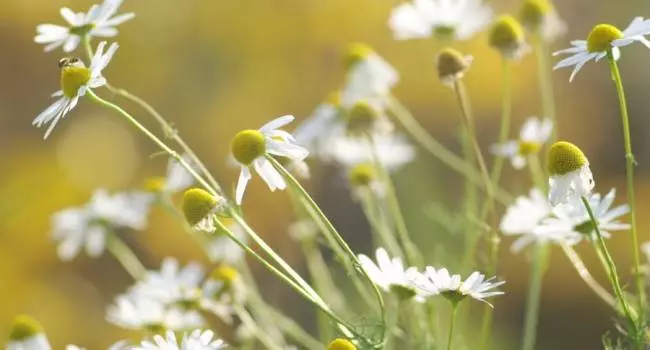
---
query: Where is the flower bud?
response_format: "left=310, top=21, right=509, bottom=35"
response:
left=9, top=315, right=44, bottom=342
left=546, top=141, right=588, bottom=176
left=182, top=188, right=221, bottom=227
left=520, top=0, right=552, bottom=29
left=436, top=48, right=473, bottom=84
left=489, top=15, right=528, bottom=59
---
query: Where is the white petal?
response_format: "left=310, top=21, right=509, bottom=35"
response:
left=259, top=115, right=295, bottom=133
left=63, top=35, right=81, bottom=53
left=235, top=166, right=252, bottom=205
left=253, top=158, right=286, bottom=191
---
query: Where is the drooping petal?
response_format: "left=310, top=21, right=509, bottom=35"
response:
left=259, top=115, right=295, bottom=133
left=235, top=166, right=252, bottom=205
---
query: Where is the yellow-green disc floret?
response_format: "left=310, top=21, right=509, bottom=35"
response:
left=182, top=188, right=219, bottom=226
left=327, top=338, right=357, bottom=350
left=489, top=15, right=526, bottom=52
left=586, top=24, right=623, bottom=53
left=60, top=65, right=90, bottom=98
left=344, top=43, right=374, bottom=71
left=546, top=141, right=588, bottom=175
left=346, top=102, right=379, bottom=134
left=437, top=48, right=470, bottom=80
left=520, top=0, right=552, bottom=28
left=348, top=164, right=376, bottom=187
left=231, top=129, right=266, bottom=166
left=9, top=315, right=44, bottom=341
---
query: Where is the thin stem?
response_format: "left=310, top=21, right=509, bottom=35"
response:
left=580, top=196, right=637, bottom=334
left=359, top=190, right=404, bottom=258
left=447, top=302, right=460, bottom=350
left=533, top=34, right=557, bottom=141
left=521, top=243, right=550, bottom=350
left=527, top=154, right=547, bottom=192
left=106, top=233, right=146, bottom=280
left=266, top=307, right=323, bottom=350
left=385, top=94, right=511, bottom=205
left=607, top=50, right=644, bottom=321
left=233, top=304, right=284, bottom=350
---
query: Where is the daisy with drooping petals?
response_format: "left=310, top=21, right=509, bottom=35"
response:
left=554, top=17, right=650, bottom=81
left=546, top=141, right=594, bottom=206
left=491, top=117, right=553, bottom=169
left=357, top=247, right=424, bottom=301
left=500, top=188, right=556, bottom=252
left=33, top=41, right=118, bottom=139
left=230, top=115, right=309, bottom=204
left=6, top=315, right=51, bottom=350
left=107, top=295, right=204, bottom=331
left=293, top=91, right=342, bottom=152
left=322, top=133, right=415, bottom=171
left=35, top=0, right=134, bottom=52
left=343, top=43, right=398, bottom=104
left=133, top=330, right=227, bottom=350
left=414, top=267, right=505, bottom=306
left=389, top=0, right=493, bottom=41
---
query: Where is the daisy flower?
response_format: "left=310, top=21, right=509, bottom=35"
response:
left=51, top=189, right=151, bottom=261
left=535, top=189, right=630, bottom=243
left=33, top=41, right=118, bottom=139
left=342, top=44, right=398, bottom=108
left=181, top=188, right=226, bottom=233
left=293, top=91, right=342, bottom=151
left=107, top=295, right=204, bottom=331
left=322, top=133, right=415, bottom=171
left=489, top=15, right=530, bottom=60
left=436, top=48, right=474, bottom=86
left=546, top=141, right=594, bottom=206
left=133, top=330, right=227, bottom=350
left=491, top=117, right=553, bottom=169
left=357, top=247, right=424, bottom=301
left=389, top=0, right=492, bottom=41
left=519, top=0, right=566, bottom=43
left=230, top=115, right=309, bottom=205
left=414, top=267, right=505, bottom=306
left=500, top=188, right=575, bottom=252
left=6, top=315, right=51, bottom=350
left=34, top=0, right=134, bottom=52
left=144, top=154, right=196, bottom=195
left=554, top=17, right=650, bottom=82
left=208, top=219, right=247, bottom=264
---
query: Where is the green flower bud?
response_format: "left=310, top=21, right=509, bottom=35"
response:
left=327, top=338, right=357, bottom=350
left=9, top=315, right=44, bottom=341
left=182, top=188, right=220, bottom=226
left=59, top=57, right=90, bottom=98
left=489, top=15, right=526, bottom=57
left=546, top=141, right=588, bottom=176
left=231, top=129, right=266, bottom=165
left=520, top=0, right=553, bottom=29
left=586, top=24, right=623, bottom=53
left=436, top=48, right=472, bottom=83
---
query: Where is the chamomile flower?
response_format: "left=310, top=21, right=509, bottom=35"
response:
left=134, top=330, right=227, bottom=350
left=357, top=247, right=424, bottom=301
left=389, top=0, right=492, bottom=41
left=322, top=133, right=415, bottom=171
left=436, top=48, right=473, bottom=86
left=51, top=189, right=151, bottom=261
left=144, top=154, right=196, bottom=195
left=6, top=315, right=51, bottom=350
left=414, top=267, right=505, bottom=306
left=491, top=117, right=553, bottom=169
left=535, top=189, right=630, bottom=243
left=35, top=0, right=134, bottom=52
left=546, top=141, right=594, bottom=206
left=107, top=295, right=203, bottom=331
left=208, top=219, right=247, bottom=264
left=230, top=115, right=309, bottom=205
left=33, top=41, right=118, bottom=139
left=500, top=188, right=570, bottom=252
left=181, top=188, right=226, bottom=233
left=489, top=15, right=530, bottom=60
left=342, top=43, right=398, bottom=107
left=347, top=163, right=385, bottom=200
left=293, top=91, right=342, bottom=151
left=519, top=0, right=566, bottom=43
left=554, top=17, right=650, bottom=82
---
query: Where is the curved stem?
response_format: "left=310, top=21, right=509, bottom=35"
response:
left=560, top=244, right=618, bottom=311
left=233, top=303, right=284, bottom=350
left=521, top=243, right=550, bottom=350
left=607, top=50, right=644, bottom=322
left=106, top=233, right=146, bottom=279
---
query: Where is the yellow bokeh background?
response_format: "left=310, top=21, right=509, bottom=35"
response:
left=2, top=0, right=650, bottom=349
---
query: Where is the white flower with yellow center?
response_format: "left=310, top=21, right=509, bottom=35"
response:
left=358, top=247, right=424, bottom=301
left=6, top=315, right=51, bottom=350
left=519, top=0, right=566, bottom=43
left=342, top=43, right=398, bottom=108
left=181, top=188, right=226, bottom=233
left=294, top=91, right=342, bottom=151
left=491, top=117, right=553, bottom=169
left=33, top=41, right=118, bottom=139
left=389, top=0, right=492, bottom=41
left=107, top=295, right=204, bottom=331
left=554, top=18, right=650, bottom=81
left=230, top=115, right=309, bottom=205
left=322, top=133, right=415, bottom=171
left=134, top=330, right=227, bottom=350
left=414, top=267, right=505, bottom=306
left=489, top=15, right=530, bottom=60
left=546, top=141, right=594, bottom=206
left=35, top=0, right=134, bottom=52
left=535, top=189, right=630, bottom=243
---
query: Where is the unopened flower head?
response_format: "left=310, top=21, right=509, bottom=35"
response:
left=519, top=0, right=566, bottom=42
left=491, top=117, right=553, bottom=169
left=182, top=188, right=225, bottom=232
left=327, top=338, right=357, bottom=350
left=230, top=115, right=309, bottom=204
left=414, top=267, right=505, bottom=306
left=358, top=248, right=424, bottom=301
left=436, top=48, right=473, bottom=85
left=389, top=0, right=493, bottom=41
left=34, top=0, right=134, bottom=52
left=133, top=329, right=227, bottom=350
left=546, top=141, right=594, bottom=206
left=34, top=42, right=118, bottom=139
left=7, top=315, right=51, bottom=350
left=489, top=15, right=530, bottom=60
left=554, top=17, right=650, bottom=81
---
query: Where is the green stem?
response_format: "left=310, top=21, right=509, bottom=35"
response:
left=233, top=304, right=284, bottom=350
left=359, top=190, right=404, bottom=258
left=447, top=302, right=460, bottom=350
left=533, top=34, right=557, bottom=142
left=266, top=307, right=323, bottom=350
left=521, top=243, right=550, bottom=350
left=580, top=196, right=638, bottom=335
left=607, top=50, right=644, bottom=323
left=106, top=233, right=146, bottom=279
left=527, top=154, right=547, bottom=192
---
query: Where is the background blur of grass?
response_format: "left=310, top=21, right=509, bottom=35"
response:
left=2, top=0, right=650, bottom=349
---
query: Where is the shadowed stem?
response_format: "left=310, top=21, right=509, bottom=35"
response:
left=233, top=303, right=284, bottom=350
left=447, top=302, right=460, bottom=350
left=521, top=243, right=550, bottom=350
left=359, top=189, right=405, bottom=259
left=106, top=233, right=146, bottom=279
left=607, top=50, right=644, bottom=323
left=533, top=34, right=557, bottom=142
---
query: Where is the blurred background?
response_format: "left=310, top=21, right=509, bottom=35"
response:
left=2, top=0, right=650, bottom=349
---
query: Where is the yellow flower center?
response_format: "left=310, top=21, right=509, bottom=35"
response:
left=389, top=284, right=417, bottom=301
left=489, top=15, right=526, bottom=53
left=436, top=48, right=470, bottom=80
left=346, top=102, right=379, bottom=134
left=143, top=176, right=166, bottom=193
left=211, top=265, right=239, bottom=286
left=145, top=323, right=166, bottom=335
left=344, top=43, right=374, bottom=71
left=348, top=164, right=375, bottom=187
left=520, top=0, right=552, bottom=29
left=182, top=188, right=219, bottom=226
left=61, top=65, right=91, bottom=98
left=586, top=24, right=623, bottom=53
left=546, top=141, right=588, bottom=175
left=231, top=130, right=266, bottom=166
left=327, top=338, right=357, bottom=350
left=518, top=140, right=541, bottom=156
left=9, top=315, right=43, bottom=341
left=434, top=25, right=456, bottom=41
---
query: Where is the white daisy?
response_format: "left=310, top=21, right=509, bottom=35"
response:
left=33, top=41, right=118, bottom=139
left=230, top=115, right=309, bottom=205
left=500, top=188, right=576, bottom=252
left=535, top=189, right=630, bottom=243
left=414, top=267, right=505, bottom=306
left=491, top=117, right=553, bottom=169
left=107, top=295, right=203, bottom=331
left=519, top=0, right=566, bottom=43
left=389, top=0, right=493, bottom=41
left=347, top=163, right=386, bottom=200
left=554, top=17, right=650, bottom=82
left=342, top=44, right=398, bottom=108
left=51, top=189, right=150, bottom=261
left=293, top=92, right=341, bottom=151
left=322, top=133, right=415, bottom=171
left=546, top=141, right=594, bottom=206
left=208, top=220, right=247, bottom=264
left=357, top=247, right=425, bottom=301
left=6, top=316, right=51, bottom=350
left=34, top=0, right=134, bottom=53
left=133, top=330, right=227, bottom=350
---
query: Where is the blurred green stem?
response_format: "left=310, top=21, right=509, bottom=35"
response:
left=106, top=233, right=146, bottom=279
left=607, top=49, right=644, bottom=324
left=533, top=34, right=557, bottom=141
left=521, top=243, right=550, bottom=350
left=447, top=302, right=460, bottom=350
left=233, top=303, right=284, bottom=350
left=527, top=154, right=547, bottom=191
left=359, top=190, right=404, bottom=259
